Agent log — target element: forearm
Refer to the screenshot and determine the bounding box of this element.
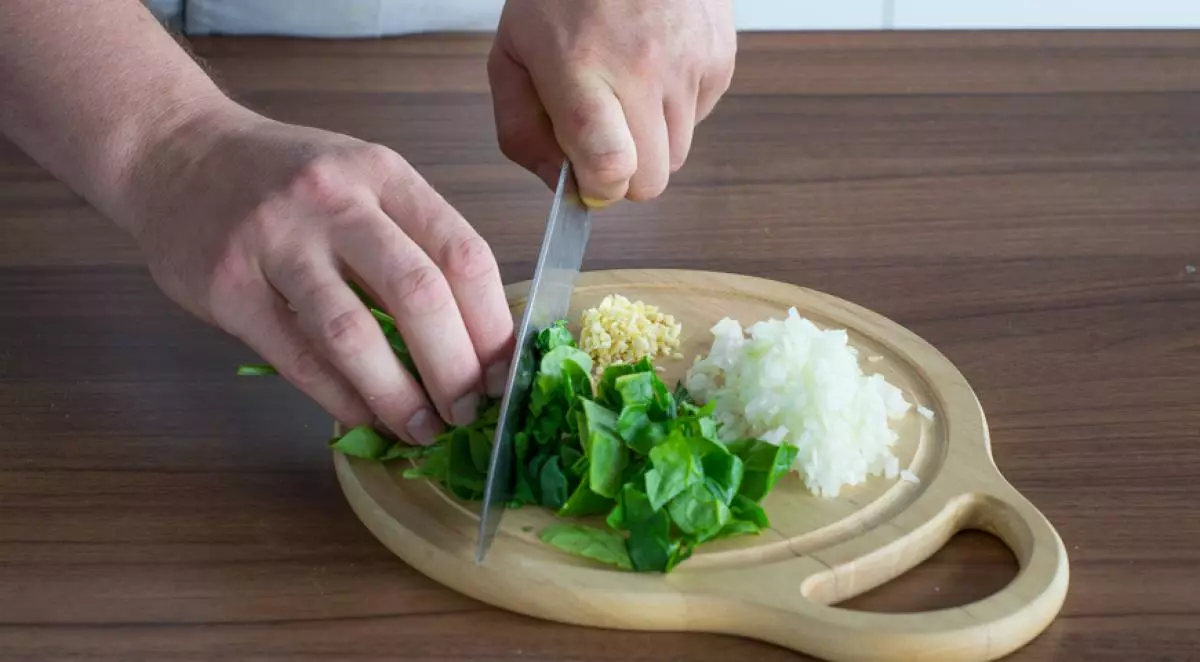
[0,0,231,230]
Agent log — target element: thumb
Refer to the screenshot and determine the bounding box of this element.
[531,68,638,208]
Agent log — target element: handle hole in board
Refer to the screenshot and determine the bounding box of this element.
[835,530,1018,614]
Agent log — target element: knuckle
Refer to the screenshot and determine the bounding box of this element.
[270,249,321,297]
[206,250,254,309]
[355,143,404,179]
[437,234,498,283]
[564,44,604,72]
[578,148,637,187]
[319,306,374,357]
[285,347,327,387]
[288,158,363,216]
[389,265,452,317]
[625,39,663,78]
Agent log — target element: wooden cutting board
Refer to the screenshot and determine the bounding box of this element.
[333,269,1069,662]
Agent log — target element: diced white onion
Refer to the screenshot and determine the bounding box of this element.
[685,308,912,498]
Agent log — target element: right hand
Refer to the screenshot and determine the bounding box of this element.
[119,103,513,444]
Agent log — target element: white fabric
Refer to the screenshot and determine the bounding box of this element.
[180,0,1200,36]
[896,0,1200,28]
[186,0,505,36]
[183,0,880,36]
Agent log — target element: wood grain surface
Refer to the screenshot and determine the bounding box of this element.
[1,31,1198,661]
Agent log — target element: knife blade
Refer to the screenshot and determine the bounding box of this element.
[475,159,592,564]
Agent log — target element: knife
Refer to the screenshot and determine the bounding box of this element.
[475,159,592,564]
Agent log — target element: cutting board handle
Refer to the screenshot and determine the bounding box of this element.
[733,480,1069,662]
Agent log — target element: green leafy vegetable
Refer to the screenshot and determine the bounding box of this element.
[328,425,391,460]
[701,452,744,505]
[537,321,577,354]
[620,485,674,572]
[579,399,627,498]
[539,523,632,570]
[238,298,797,574]
[380,441,434,462]
[616,403,666,455]
[538,456,570,510]
[236,363,278,376]
[667,482,732,542]
[732,439,800,502]
[714,519,761,540]
[644,433,703,510]
[468,429,492,475]
[595,363,640,410]
[557,478,613,518]
[731,494,771,529]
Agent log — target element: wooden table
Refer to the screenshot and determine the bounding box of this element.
[2,31,1198,661]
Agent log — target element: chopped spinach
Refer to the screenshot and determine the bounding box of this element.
[237,290,796,573]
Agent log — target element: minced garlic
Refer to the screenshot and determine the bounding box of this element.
[578,294,682,374]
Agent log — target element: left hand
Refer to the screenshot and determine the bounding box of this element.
[488,0,736,207]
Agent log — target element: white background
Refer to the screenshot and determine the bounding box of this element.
[144,1,1200,35]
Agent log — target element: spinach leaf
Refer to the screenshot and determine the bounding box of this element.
[560,358,594,402]
[530,373,555,416]
[529,402,566,446]
[367,307,396,327]
[468,429,491,475]
[380,441,434,462]
[665,539,695,572]
[537,321,576,353]
[446,432,486,500]
[616,403,667,455]
[328,425,391,460]
[540,345,594,383]
[672,381,695,409]
[507,430,531,502]
[667,482,731,543]
[606,500,626,531]
[731,494,771,529]
[402,442,449,481]
[560,444,584,478]
[236,363,277,376]
[701,452,744,505]
[539,523,632,570]
[525,451,551,502]
[512,466,537,505]
[557,479,614,518]
[579,399,627,498]
[361,304,419,381]
[614,372,655,407]
[539,456,570,510]
[713,518,761,540]
[614,372,671,417]
[620,485,673,572]
[595,363,639,410]
[644,433,703,510]
[734,440,799,502]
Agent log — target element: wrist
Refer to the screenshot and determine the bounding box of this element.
[105,93,252,238]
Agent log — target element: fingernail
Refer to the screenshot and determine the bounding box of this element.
[451,392,480,427]
[406,409,443,446]
[486,361,510,398]
[581,196,613,210]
